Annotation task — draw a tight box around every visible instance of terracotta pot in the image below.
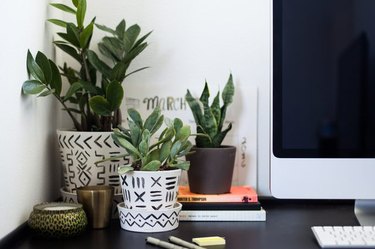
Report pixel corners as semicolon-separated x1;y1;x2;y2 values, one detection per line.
186;146;236;194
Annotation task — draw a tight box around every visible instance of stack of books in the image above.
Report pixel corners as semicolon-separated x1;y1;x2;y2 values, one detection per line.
178;186;266;221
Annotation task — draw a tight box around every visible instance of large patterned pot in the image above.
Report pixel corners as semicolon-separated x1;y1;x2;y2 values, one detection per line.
119;169;181;210
57;130;129;194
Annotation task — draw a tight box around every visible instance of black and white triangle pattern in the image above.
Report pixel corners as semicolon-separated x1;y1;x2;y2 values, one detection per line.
58;134;118;150
119;211;180;228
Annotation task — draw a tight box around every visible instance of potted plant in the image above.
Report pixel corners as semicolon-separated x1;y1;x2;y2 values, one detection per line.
185;73;236;194
112;107;192;232
22;0;151;194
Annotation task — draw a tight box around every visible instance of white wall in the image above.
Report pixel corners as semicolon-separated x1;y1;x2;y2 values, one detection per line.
0;0;61;239
75;0;272;195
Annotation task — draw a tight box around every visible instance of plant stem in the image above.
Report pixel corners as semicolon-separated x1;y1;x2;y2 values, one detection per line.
81;49;94;130
54;92;82;131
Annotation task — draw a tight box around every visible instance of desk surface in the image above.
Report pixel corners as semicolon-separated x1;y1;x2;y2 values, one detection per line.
4;199;358;249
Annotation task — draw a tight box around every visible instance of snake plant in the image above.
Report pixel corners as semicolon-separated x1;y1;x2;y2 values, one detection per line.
185;74;235;148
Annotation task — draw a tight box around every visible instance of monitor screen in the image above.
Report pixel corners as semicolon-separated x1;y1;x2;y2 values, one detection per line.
271;0;375;200
273;0;375;158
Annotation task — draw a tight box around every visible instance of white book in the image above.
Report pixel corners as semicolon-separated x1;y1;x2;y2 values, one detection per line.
179;208;266;221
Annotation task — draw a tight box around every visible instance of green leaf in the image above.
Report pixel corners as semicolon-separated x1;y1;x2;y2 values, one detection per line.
98;43;118;62
141;160;161;171
144;107;161;132
87;50;111;77
150;115;164;136
124;24;141;52
219;74;235;132
195;126;213;148
63;81;82;101
49;60;62;95
175;125;191;141
128;120;141;147
212;123;232;147
54;43;81;62
113;128;131;141
159;141;172;163
124;67;149;79
170;141;182;159
118;165;134;175
76;0;86;28
72;0;79;7
57;24;80;48
48;19;67;28
80;21;94;49
149;127;175;151
147;149;160;164
123;42;147;64
127;108;143;129
95;23;116;35
211;91;221;125
67;23;80;47
169;161;190;171
50;3;76;14
178;140;193;157
116;19;126;39
142;129;151;143
35;52;52;84
133;31;152;50
139;140;149;156
38;89;55;97
185;90;203;126
222;73;235;105
80;80;98;94
202;100;218;138
173;118;183;133
102;37;124;59
106;81;124;111
89;96;112;116
111;133;141;157
110;61;128;82
22;80;46;94
26;50;45;83
199;81;210;106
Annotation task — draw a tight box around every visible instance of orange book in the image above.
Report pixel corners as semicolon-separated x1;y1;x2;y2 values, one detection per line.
177;186;258;203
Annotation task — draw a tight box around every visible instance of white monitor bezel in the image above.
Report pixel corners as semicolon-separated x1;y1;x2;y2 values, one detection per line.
269;0;375;199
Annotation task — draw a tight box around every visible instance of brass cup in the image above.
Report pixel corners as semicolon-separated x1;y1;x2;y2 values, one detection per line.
76;185;114;229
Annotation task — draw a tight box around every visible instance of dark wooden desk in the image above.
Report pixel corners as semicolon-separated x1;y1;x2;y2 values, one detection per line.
3;199;359;249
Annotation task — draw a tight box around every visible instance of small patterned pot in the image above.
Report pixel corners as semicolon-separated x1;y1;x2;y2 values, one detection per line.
118;202;182;232
28;202;87;237
57;130;130;194
119;169;181;210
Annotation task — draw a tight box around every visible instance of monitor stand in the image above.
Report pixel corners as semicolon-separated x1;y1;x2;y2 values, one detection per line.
354;200;375;226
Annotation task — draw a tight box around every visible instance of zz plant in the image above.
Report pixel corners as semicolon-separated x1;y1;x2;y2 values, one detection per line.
112;107;193;174
185;74;235;148
22;0;151;131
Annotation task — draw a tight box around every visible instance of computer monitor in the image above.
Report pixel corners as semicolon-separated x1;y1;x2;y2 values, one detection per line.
271;0;375;225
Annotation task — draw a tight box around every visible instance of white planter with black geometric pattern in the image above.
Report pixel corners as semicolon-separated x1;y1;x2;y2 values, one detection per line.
119;169;181;211
57;130;130;194
117;202;182;232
